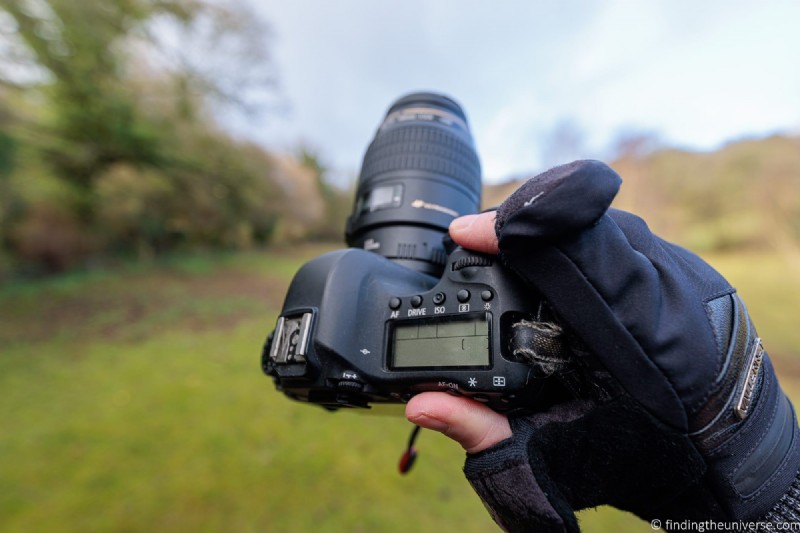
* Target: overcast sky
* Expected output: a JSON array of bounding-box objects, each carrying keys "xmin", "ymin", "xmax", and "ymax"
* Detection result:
[{"xmin": 236, "ymin": 0, "xmax": 800, "ymax": 185}]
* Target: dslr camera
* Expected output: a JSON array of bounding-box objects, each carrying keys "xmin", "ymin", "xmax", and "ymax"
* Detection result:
[{"xmin": 262, "ymin": 92, "xmax": 565, "ymax": 412}]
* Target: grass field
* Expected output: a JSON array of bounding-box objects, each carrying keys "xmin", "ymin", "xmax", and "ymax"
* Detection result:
[{"xmin": 1, "ymin": 245, "xmax": 798, "ymax": 532}]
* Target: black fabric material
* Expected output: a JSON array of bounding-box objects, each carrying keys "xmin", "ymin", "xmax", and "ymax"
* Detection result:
[
  {"xmin": 498, "ymin": 191, "xmax": 732, "ymax": 430},
  {"xmin": 761, "ymin": 468, "xmax": 800, "ymax": 525},
  {"xmin": 465, "ymin": 435, "xmax": 576, "ymax": 533},
  {"xmin": 460, "ymin": 160, "xmax": 800, "ymax": 527},
  {"xmin": 465, "ymin": 401, "xmax": 593, "ymax": 533},
  {"xmin": 494, "ymin": 160, "xmax": 620, "ymax": 243},
  {"xmin": 464, "ymin": 397, "xmax": 708, "ymax": 530},
  {"xmin": 704, "ymin": 355, "xmax": 800, "ymax": 518},
  {"xmin": 532, "ymin": 396, "xmax": 706, "ymax": 517}
]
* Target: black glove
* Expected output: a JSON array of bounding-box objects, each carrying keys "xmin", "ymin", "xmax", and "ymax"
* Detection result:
[{"xmin": 463, "ymin": 160, "xmax": 800, "ymax": 532}]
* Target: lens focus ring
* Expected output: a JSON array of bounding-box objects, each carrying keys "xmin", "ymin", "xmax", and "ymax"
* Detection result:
[
  {"xmin": 359, "ymin": 125, "xmax": 481, "ymax": 197},
  {"xmin": 347, "ymin": 92, "xmax": 482, "ymax": 277}
]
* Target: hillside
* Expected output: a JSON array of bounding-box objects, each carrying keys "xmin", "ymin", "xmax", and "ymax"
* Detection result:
[{"xmin": 483, "ymin": 135, "xmax": 800, "ymax": 255}]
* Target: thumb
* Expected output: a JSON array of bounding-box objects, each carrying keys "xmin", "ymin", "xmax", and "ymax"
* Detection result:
[
  {"xmin": 495, "ymin": 160, "xmax": 621, "ymax": 243},
  {"xmin": 449, "ymin": 211, "xmax": 499, "ymax": 255},
  {"xmin": 405, "ymin": 392, "xmax": 511, "ymax": 454}
]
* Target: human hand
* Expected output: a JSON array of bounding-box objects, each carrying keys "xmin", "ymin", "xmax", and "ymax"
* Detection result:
[
  {"xmin": 406, "ymin": 160, "xmax": 800, "ymax": 533},
  {"xmin": 404, "ymin": 210, "xmax": 510, "ymax": 454}
]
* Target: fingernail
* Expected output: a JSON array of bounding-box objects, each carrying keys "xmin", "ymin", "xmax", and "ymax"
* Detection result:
[
  {"xmin": 450, "ymin": 214, "xmax": 479, "ymax": 233},
  {"xmin": 410, "ymin": 414, "xmax": 450, "ymax": 433}
]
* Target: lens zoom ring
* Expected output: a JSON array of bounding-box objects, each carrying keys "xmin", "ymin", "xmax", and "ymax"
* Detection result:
[{"xmin": 360, "ymin": 126, "xmax": 481, "ymax": 194}]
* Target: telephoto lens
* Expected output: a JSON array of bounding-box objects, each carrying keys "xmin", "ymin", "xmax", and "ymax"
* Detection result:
[{"xmin": 345, "ymin": 92, "xmax": 482, "ymax": 276}]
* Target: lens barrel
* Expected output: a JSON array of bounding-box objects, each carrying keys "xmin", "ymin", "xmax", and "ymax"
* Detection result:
[{"xmin": 345, "ymin": 92, "xmax": 481, "ymax": 276}]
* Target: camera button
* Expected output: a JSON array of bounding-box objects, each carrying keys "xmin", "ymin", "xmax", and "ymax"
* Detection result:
[
  {"xmin": 457, "ymin": 289, "xmax": 470, "ymax": 303},
  {"xmin": 338, "ymin": 380, "xmax": 364, "ymax": 392},
  {"xmin": 481, "ymin": 290, "xmax": 493, "ymax": 301},
  {"xmin": 472, "ymin": 394, "xmax": 490, "ymax": 403},
  {"xmin": 389, "ymin": 297, "xmax": 402, "ymax": 309},
  {"xmin": 411, "ymin": 295, "xmax": 423, "ymax": 307},
  {"xmin": 433, "ymin": 292, "xmax": 446, "ymax": 305}
]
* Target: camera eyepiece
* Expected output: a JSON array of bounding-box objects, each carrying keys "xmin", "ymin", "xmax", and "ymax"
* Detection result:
[{"xmin": 345, "ymin": 92, "xmax": 482, "ymax": 276}]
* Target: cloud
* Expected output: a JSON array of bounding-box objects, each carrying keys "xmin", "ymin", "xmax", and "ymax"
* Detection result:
[{"xmin": 238, "ymin": 0, "xmax": 800, "ymax": 184}]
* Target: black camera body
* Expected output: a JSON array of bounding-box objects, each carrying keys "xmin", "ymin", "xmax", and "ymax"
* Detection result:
[
  {"xmin": 263, "ymin": 245, "xmax": 548, "ymax": 411},
  {"xmin": 263, "ymin": 92, "xmax": 557, "ymax": 412}
]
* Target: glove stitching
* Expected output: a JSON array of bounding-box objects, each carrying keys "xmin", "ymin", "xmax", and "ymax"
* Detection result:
[
  {"xmin": 738, "ymin": 432, "xmax": 798, "ymax": 506},
  {"xmin": 713, "ymin": 368, "xmax": 797, "ymax": 503},
  {"xmin": 730, "ymin": 380, "xmax": 797, "ymax": 502},
  {"xmin": 741, "ymin": 434, "xmax": 799, "ymax": 503},
  {"xmin": 467, "ymin": 457, "xmax": 528, "ymax": 477}
]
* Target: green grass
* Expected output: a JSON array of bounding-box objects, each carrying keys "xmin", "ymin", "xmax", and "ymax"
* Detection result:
[
  {"xmin": 1, "ymin": 246, "xmax": 798, "ymax": 532},
  {"xmin": 704, "ymin": 250, "xmax": 800, "ymax": 361},
  {"xmin": 1, "ymin": 323, "xmax": 495, "ymax": 532},
  {"xmin": 0, "ymin": 245, "xmax": 497, "ymax": 532}
]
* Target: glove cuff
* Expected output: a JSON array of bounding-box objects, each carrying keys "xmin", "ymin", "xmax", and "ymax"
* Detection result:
[{"xmin": 760, "ymin": 468, "xmax": 800, "ymax": 525}]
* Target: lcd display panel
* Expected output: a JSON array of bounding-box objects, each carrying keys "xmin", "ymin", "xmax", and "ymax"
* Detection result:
[{"xmin": 390, "ymin": 314, "xmax": 489, "ymax": 368}]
